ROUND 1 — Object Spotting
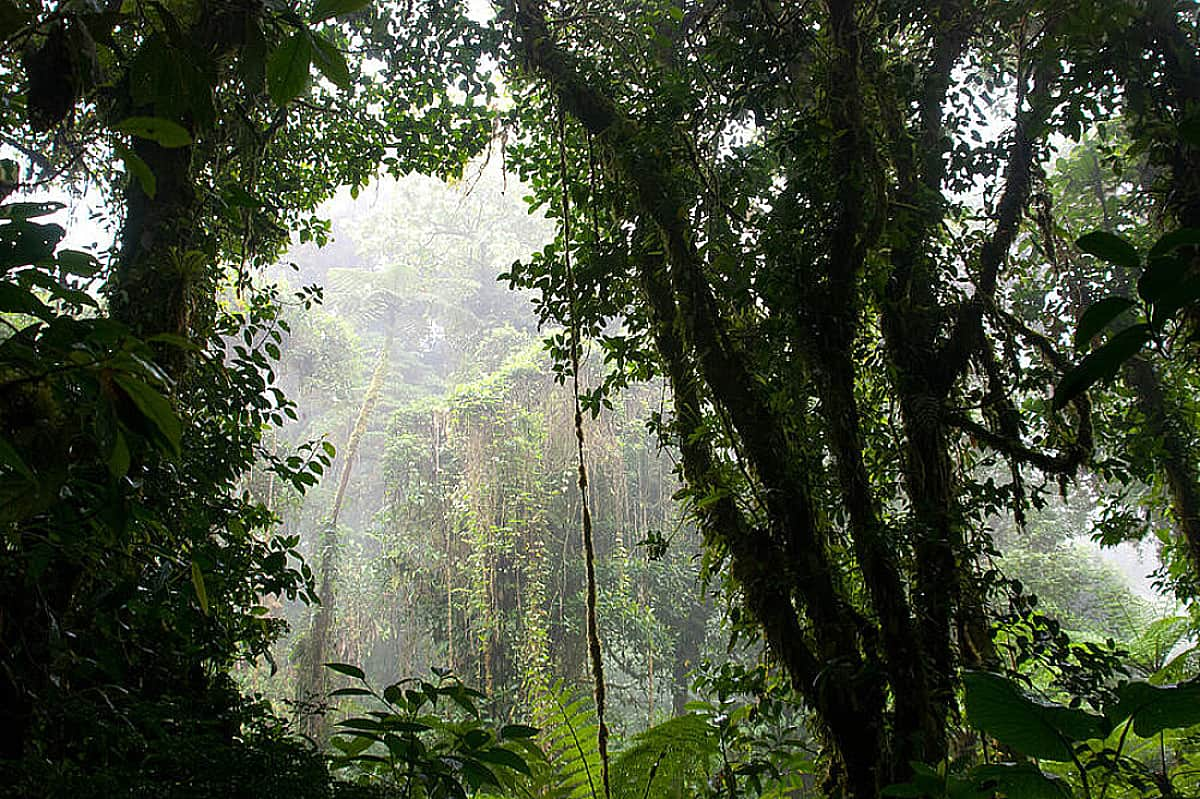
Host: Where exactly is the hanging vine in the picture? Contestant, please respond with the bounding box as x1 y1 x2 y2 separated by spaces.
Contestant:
558 107 611 799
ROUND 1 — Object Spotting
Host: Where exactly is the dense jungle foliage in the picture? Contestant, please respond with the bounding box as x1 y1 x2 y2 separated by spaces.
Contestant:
2 0 1200 797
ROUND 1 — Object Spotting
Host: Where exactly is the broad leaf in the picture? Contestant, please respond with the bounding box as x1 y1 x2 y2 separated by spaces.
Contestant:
1149 227 1200 258
107 431 130 478
1077 231 1140 270
329 687 374 697
475 746 532 776
325 661 366 680
459 758 499 790
500 723 539 739
114 117 193 148
1108 680 1200 738
1053 324 1151 410
962 671 1106 761
112 373 182 456
970 763 1071 799
267 31 313 105
0 219 65 269
310 32 351 89
1151 275 1200 330
1138 254 1189 304
0 202 63 220
55 249 101 278
337 717 383 731
0 282 51 319
115 144 157 199
1073 296 1133 351
310 0 370 23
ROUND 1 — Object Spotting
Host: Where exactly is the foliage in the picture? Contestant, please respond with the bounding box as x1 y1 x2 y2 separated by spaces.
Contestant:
0 203 332 787
1056 226 1200 410
326 664 540 798
959 669 1200 798
534 680 607 799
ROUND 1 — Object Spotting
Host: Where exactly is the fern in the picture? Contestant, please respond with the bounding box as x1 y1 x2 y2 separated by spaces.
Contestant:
533 680 604 799
611 714 718 799
531 683 720 799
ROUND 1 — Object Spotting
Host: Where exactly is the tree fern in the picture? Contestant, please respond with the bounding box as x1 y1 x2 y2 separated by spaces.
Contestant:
533 680 604 799
611 714 718 799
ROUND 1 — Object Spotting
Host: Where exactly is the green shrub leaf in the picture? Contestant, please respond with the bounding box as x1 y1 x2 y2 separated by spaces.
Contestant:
962 671 1106 761
1077 231 1140 269
267 31 313 105
1073 296 1134 351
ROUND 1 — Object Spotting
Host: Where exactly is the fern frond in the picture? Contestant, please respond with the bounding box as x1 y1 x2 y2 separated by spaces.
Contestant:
611 714 718 799
533 680 603 799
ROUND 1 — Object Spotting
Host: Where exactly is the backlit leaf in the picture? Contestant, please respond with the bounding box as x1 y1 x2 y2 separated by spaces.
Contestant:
112 373 182 457
310 0 370 24
1073 296 1133 351
963 671 1106 761
114 117 193 148
1077 231 1140 270
1053 325 1151 410
267 31 313 105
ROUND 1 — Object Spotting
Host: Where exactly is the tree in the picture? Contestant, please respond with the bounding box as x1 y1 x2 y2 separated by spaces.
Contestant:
494 0 1195 794
0 0 498 788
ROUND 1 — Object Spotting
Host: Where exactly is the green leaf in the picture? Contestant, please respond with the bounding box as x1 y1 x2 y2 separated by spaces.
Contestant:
108 431 130 478
475 746 532 776
310 0 370 23
337 717 383 731
459 758 499 790
1077 231 1140 270
114 117 193 148
1108 680 1200 738
0 282 51 319
0 219 65 270
380 719 431 733
331 734 373 756
115 144 157 199
0 202 64 220
1053 324 1151 411
267 31 313 106
1138 255 1189 304
1150 275 1200 331
112 374 182 456
310 32 351 89
191 560 210 615
55 249 101 278
222 183 263 210
1149 227 1200 258
1073 296 1134 351
145 333 202 352
962 671 1106 761
329 687 374 698
500 723 539 739
322 441 336 458
970 763 1071 799
325 662 366 680
0 434 34 481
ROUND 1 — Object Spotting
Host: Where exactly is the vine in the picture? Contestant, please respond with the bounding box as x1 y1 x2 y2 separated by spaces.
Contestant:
558 106 611 799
